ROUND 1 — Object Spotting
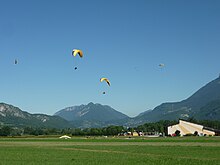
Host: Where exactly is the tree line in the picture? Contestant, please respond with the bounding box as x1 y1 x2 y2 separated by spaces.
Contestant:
1 119 220 136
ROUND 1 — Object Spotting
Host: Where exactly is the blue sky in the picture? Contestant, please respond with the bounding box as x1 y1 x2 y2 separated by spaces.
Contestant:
0 0 220 117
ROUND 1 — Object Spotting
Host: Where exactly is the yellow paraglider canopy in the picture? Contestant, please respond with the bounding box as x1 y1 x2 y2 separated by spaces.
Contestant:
100 78 110 86
72 49 83 58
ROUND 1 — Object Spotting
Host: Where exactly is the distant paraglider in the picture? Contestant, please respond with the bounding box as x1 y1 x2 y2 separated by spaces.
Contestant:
159 63 165 67
14 59 18 65
72 49 83 58
100 78 110 86
100 78 110 95
72 49 83 70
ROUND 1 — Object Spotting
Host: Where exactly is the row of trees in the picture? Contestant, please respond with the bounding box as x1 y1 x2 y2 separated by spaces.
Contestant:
135 120 178 134
0 125 125 136
1 119 220 137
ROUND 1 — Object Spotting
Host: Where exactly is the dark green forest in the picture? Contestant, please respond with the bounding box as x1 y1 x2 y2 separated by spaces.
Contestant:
1 119 220 137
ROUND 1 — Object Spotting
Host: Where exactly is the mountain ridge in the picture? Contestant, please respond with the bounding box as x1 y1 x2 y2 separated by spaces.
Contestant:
133 76 220 124
1 76 220 128
54 102 129 128
0 103 72 128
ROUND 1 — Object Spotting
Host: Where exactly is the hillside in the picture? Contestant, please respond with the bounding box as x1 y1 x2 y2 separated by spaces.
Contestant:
0 103 72 128
194 99 220 120
54 102 129 128
133 77 220 123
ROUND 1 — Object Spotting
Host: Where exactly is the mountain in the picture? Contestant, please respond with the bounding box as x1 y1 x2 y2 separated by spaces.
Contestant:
2 77 220 129
136 109 153 117
194 99 220 120
54 102 129 128
0 103 72 128
134 77 220 123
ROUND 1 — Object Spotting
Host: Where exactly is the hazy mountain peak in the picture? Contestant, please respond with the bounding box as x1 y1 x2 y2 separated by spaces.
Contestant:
88 102 94 106
54 102 129 127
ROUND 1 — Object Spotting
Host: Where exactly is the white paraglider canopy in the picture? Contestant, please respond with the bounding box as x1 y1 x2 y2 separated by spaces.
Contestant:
59 135 71 139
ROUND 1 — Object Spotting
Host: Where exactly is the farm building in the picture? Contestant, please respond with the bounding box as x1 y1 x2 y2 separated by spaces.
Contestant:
168 120 216 136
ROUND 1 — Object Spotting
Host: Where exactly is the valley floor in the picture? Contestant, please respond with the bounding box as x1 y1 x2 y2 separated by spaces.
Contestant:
0 136 220 165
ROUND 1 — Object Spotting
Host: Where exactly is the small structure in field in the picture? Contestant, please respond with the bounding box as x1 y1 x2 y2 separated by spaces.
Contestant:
132 132 139 136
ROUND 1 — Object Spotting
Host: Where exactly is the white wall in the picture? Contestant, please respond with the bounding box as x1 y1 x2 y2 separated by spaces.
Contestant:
168 120 215 136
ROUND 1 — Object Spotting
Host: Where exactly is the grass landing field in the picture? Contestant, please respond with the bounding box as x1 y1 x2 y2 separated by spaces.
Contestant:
0 136 220 165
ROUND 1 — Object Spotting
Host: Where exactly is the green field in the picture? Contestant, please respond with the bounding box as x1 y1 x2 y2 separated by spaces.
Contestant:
0 136 220 165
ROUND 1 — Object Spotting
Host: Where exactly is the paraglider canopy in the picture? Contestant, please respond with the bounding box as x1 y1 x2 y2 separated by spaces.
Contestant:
100 78 110 86
59 135 71 139
72 49 83 70
100 78 110 95
72 49 83 58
